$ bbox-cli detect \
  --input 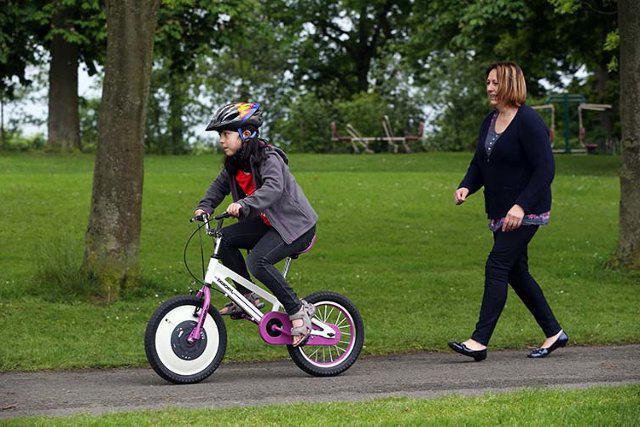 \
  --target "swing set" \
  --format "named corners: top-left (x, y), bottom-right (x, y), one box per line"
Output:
top-left (533, 93), bottom-right (613, 154)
